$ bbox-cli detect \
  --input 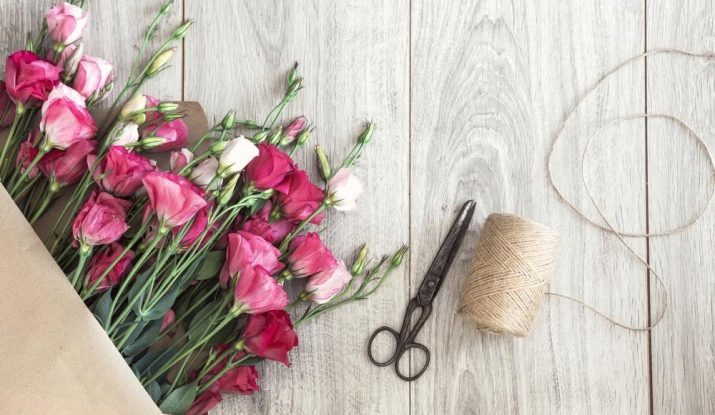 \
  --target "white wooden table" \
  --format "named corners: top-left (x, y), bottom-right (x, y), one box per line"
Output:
top-left (2, 1), bottom-right (714, 413)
